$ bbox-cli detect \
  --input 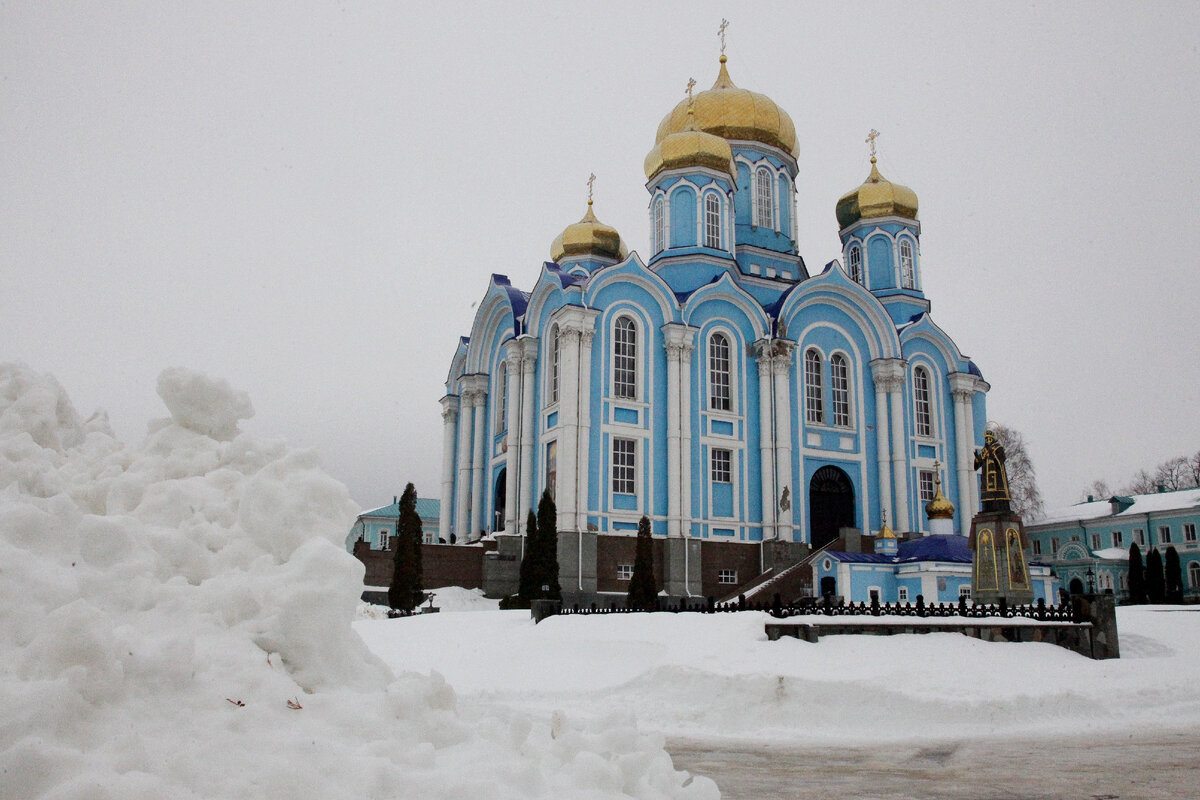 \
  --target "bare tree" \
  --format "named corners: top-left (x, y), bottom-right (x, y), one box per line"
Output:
top-left (1154, 457), bottom-right (1195, 492)
top-left (1125, 468), bottom-right (1158, 495)
top-left (990, 423), bottom-right (1044, 522)
top-left (1080, 479), bottom-right (1112, 502)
